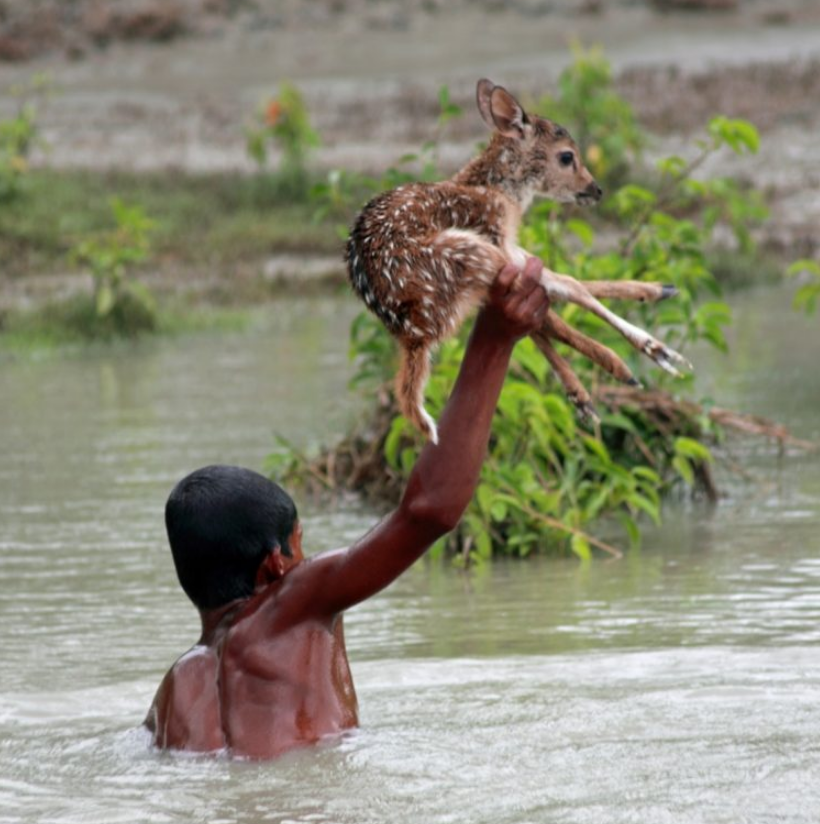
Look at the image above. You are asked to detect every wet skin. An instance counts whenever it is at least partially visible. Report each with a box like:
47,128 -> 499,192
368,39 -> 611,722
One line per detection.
145,257 -> 550,759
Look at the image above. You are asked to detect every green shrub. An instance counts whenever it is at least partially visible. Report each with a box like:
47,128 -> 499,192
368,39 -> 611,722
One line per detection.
271,65 -> 778,561
535,43 -> 645,191
70,199 -> 157,338
0,74 -> 49,203
246,82 -> 321,200
787,259 -> 820,315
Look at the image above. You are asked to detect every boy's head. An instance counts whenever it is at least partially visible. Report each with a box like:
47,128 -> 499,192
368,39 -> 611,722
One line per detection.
165,465 -> 299,611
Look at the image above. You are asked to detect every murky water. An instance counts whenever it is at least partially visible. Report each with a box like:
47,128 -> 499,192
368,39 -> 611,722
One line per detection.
1,286 -> 819,823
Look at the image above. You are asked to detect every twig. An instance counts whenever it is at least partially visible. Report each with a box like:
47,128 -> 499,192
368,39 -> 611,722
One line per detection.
621,144 -> 713,257
596,385 -> 816,451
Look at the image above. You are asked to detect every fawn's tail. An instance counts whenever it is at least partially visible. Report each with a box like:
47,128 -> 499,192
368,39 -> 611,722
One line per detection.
397,342 -> 438,444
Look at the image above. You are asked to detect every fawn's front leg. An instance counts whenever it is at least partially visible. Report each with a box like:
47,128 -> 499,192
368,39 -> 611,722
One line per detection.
530,330 -> 597,421
533,312 -> 641,422
543,310 -> 640,387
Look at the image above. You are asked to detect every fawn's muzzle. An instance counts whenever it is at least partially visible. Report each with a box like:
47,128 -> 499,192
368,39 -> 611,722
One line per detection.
578,181 -> 603,204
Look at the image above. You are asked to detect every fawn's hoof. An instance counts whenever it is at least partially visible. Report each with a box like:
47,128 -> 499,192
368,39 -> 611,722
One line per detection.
569,395 -> 600,423
642,339 -> 693,377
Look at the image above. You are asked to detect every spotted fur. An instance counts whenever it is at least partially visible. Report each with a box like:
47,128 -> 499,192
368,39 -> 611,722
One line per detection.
346,78 -> 685,443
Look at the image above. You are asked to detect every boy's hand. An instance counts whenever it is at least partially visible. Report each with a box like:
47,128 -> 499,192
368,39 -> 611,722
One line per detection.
481,257 -> 550,342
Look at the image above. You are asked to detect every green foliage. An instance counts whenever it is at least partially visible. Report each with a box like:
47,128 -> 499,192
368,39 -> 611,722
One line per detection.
0,295 -> 250,352
535,43 -> 644,189
246,82 -> 321,199
70,199 -> 157,338
379,327 -> 665,561
324,112 -> 767,561
270,52 -> 784,561
0,104 -> 36,201
0,74 -> 50,203
787,259 -> 820,315
310,85 -> 464,235
0,169 -> 339,279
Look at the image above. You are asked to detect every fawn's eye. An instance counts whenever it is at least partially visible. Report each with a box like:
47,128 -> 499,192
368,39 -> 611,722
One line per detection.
558,151 -> 575,168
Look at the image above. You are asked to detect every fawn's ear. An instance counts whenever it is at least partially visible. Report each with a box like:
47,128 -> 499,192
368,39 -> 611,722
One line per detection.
476,79 -> 497,129
476,79 -> 528,139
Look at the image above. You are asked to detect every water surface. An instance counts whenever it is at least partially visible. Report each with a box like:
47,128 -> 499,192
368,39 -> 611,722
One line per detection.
1,287 -> 819,823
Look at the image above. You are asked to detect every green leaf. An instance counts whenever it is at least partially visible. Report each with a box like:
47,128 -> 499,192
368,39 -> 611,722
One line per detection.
794,283 -> 819,314
570,533 -> 591,561
632,466 -> 661,485
708,116 -> 760,154
490,500 -> 508,523
476,483 -> 494,516
630,493 -> 661,525
95,283 -> 115,317
672,455 -> 695,486
566,218 -> 595,247
582,435 -> 611,464
617,511 -> 641,550
384,416 -> 408,469
474,524 -> 493,560
400,447 -> 416,475
786,259 -> 820,278
656,155 -> 687,178
674,436 -> 713,463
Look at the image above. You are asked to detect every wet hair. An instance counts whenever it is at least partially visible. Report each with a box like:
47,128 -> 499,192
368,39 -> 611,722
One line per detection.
164,465 -> 298,610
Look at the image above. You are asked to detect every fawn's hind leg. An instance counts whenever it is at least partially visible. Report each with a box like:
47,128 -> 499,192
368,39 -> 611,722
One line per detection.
583,281 -> 678,303
397,342 -> 439,444
538,268 -> 692,376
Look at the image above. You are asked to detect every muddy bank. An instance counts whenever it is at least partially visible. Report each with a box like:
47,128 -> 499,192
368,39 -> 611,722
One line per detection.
0,0 -> 818,301
3,0 -> 818,165
2,0 -> 815,63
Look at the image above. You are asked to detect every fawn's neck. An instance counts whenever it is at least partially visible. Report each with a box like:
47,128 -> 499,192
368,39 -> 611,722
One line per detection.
451,134 -> 535,213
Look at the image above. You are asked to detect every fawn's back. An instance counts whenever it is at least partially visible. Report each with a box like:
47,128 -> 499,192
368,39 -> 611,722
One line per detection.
346,79 -> 599,350
345,79 -> 603,442
347,181 -> 513,344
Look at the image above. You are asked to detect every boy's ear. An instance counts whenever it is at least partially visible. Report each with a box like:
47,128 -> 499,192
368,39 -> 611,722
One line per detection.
255,544 -> 286,587
476,79 -> 529,139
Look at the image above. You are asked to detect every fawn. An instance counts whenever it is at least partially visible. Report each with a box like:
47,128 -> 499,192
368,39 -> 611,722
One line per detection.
346,79 -> 690,444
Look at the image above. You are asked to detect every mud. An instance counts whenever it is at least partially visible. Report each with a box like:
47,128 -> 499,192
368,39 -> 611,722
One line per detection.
0,0 -> 818,292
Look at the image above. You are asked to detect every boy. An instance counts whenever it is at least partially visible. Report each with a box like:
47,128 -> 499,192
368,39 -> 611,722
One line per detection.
145,257 -> 549,759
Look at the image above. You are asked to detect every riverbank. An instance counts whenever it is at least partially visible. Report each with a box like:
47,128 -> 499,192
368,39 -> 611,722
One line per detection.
1,0 -> 818,311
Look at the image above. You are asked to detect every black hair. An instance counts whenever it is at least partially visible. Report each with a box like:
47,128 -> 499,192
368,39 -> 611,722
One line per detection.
164,465 -> 298,610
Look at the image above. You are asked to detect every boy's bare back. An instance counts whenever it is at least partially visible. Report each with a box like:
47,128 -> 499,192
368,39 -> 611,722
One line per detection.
146,535 -> 359,758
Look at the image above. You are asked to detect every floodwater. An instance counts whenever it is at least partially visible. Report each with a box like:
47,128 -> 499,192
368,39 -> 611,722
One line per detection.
1,286 -> 819,824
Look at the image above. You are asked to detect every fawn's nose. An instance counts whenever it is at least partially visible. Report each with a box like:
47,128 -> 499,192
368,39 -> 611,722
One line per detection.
586,182 -> 603,201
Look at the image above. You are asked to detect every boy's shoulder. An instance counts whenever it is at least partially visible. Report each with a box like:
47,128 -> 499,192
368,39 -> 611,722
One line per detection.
147,645 -> 225,752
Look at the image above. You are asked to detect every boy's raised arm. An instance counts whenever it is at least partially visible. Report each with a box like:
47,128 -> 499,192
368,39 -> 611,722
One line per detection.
293,256 -> 549,615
